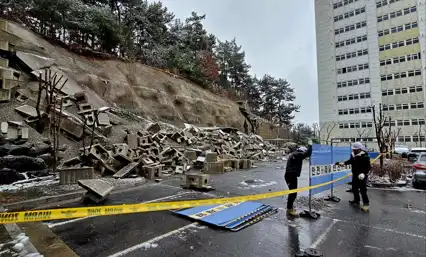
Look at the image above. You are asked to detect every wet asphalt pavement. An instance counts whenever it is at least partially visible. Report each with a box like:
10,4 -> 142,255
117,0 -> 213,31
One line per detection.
43,162 -> 426,257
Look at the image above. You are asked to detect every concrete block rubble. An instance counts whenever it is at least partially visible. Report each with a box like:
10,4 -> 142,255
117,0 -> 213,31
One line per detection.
60,119 -> 280,181
1,88 -> 280,187
0,23 -> 281,188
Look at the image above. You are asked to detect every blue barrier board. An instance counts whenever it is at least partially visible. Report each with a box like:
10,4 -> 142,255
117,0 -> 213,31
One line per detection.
174,201 -> 277,231
225,206 -> 273,229
311,144 -> 332,165
175,205 -> 218,216
332,170 -> 351,187
310,174 -> 332,195
332,146 -> 350,163
219,205 -> 269,226
197,202 -> 264,225
311,144 -> 350,165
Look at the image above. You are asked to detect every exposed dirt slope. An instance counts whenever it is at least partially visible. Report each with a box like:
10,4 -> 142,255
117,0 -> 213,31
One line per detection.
7,21 -> 246,129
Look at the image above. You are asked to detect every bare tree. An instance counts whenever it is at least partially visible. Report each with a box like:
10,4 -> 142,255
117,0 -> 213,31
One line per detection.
418,124 -> 423,147
413,131 -> 419,147
384,127 -> 401,156
371,104 -> 404,167
319,121 -> 337,145
312,122 -> 319,138
34,69 -> 68,172
355,128 -> 372,141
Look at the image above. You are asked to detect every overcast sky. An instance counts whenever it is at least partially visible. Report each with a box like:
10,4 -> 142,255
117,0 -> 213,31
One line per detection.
157,0 -> 318,124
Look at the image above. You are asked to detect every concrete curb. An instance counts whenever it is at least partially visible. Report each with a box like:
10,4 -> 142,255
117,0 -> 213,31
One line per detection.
371,182 -> 407,188
4,180 -> 147,212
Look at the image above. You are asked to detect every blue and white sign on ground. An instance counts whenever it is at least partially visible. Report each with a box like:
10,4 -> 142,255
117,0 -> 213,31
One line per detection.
174,201 -> 278,232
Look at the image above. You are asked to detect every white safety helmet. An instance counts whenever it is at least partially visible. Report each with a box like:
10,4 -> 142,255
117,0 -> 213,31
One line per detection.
352,142 -> 363,150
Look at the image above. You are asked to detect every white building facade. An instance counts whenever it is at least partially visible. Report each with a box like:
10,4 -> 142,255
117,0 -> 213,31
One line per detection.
315,0 -> 426,149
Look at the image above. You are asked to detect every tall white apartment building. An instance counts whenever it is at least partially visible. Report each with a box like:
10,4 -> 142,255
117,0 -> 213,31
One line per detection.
315,0 -> 426,149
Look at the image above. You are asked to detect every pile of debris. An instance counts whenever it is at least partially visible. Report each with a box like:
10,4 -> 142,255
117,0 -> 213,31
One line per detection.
0,45 -> 279,185
58,122 -> 278,182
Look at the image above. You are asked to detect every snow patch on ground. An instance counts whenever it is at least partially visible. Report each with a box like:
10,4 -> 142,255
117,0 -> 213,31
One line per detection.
0,232 -> 42,257
140,242 -> 159,250
239,179 -> 277,189
0,178 -> 57,192
0,176 -> 145,193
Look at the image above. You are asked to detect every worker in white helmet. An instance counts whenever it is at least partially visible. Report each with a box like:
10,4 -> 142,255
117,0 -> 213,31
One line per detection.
336,142 -> 371,212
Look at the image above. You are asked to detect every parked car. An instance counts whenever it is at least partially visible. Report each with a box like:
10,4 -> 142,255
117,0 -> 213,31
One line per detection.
395,145 -> 410,157
407,148 -> 426,162
412,154 -> 426,188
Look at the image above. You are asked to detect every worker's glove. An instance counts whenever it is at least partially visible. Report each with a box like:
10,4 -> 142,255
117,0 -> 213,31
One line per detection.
335,162 -> 343,166
358,173 -> 365,180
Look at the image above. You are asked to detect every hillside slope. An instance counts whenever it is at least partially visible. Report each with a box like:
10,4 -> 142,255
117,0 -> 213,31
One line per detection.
7,20 -> 246,129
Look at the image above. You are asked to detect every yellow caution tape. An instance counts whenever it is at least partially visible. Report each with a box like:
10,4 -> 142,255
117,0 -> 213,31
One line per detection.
0,153 -> 384,225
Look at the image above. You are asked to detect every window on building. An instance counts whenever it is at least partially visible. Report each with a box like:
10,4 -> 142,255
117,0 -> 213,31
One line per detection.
402,103 -> 409,110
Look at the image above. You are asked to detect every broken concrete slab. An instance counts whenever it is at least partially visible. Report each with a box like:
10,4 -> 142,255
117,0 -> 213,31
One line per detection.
1,121 -> 7,134
126,134 -> 138,150
78,179 -> 114,199
60,117 -> 84,139
15,104 -> 41,117
16,51 -> 55,71
61,157 -> 82,167
113,162 -> 139,179
147,123 -> 161,134
97,112 -> 110,126
59,167 -> 94,185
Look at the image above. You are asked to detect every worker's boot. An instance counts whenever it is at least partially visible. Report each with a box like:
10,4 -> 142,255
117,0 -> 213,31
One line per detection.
361,204 -> 370,212
286,209 -> 299,218
349,200 -> 360,207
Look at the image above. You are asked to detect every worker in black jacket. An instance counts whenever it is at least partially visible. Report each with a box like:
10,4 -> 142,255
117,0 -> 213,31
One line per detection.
285,141 -> 312,217
336,142 -> 371,211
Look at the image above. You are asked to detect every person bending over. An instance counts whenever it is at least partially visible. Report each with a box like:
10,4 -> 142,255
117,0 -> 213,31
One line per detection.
285,141 -> 312,217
